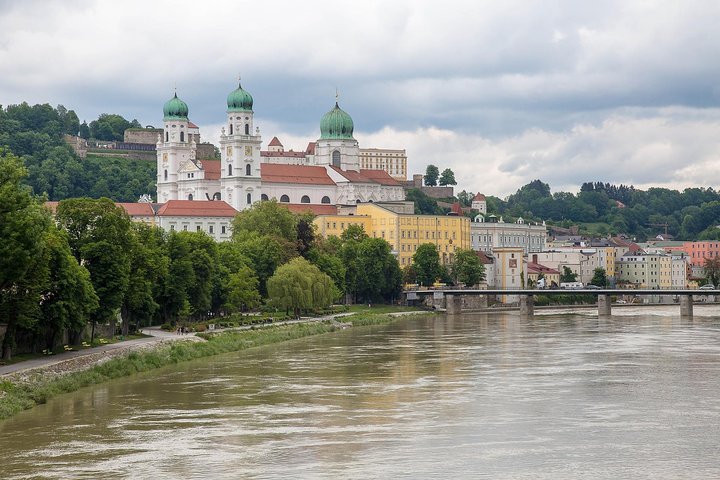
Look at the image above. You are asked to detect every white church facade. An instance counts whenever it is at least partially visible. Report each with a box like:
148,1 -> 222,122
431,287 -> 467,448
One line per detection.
156,82 -> 404,211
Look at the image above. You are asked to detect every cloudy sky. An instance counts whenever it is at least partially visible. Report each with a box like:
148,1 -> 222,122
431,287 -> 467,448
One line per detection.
2,0 -> 720,198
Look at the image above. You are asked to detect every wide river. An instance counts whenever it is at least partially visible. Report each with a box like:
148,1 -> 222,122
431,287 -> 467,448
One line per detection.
2,307 -> 720,479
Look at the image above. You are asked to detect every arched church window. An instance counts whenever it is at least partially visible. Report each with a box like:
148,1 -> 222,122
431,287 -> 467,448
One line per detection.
247,193 -> 252,205
228,164 -> 233,176
301,195 -> 310,204
229,124 -> 233,135
321,196 -> 331,204
246,164 -> 251,176
165,132 -> 169,142
180,131 -> 184,142
280,195 -> 290,203
188,194 -> 193,201
332,150 -> 341,167
164,169 -> 168,181
245,124 -> 250,135
261,194 -> 269,201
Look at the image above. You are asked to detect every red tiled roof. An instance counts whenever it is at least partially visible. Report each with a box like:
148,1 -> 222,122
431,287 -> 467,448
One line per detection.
305,142 -> 316,155
117,203 -> 155,216
281,203 -> 338,216
261,151 -> 306,158
527,262 -> 560,274
44,201 -> 59,213
200,160 -> 221,180
261,163 -> 335,185
156,200 -> 238,217
268,136 -> 283,147
188,121 -> 199,129
473,193 -> 486,201
359,169 -> 401,186
450,202 -> 463,215
474,251 -> 494,265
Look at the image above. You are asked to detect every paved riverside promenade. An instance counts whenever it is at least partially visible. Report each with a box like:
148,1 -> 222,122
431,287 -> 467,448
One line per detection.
0,327 -> 198,377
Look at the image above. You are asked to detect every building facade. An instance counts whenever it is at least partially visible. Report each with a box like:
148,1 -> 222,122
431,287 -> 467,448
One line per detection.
470,214 -> 546,255
314,203 -> 471,267
359,148 -> 407,180
156,82 -> 404,212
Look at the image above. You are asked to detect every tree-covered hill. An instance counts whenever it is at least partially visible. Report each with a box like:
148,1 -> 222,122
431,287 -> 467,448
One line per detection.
483,179 -> 720,241
0,103 -> 155,201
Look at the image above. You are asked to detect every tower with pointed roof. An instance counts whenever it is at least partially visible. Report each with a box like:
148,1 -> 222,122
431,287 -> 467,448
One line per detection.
314,98 -> 360,172
219,80 -> 262,210
157,92 -> 194,202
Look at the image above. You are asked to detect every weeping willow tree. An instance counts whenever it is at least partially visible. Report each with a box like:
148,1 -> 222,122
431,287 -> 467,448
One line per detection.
267,257 -> 338,317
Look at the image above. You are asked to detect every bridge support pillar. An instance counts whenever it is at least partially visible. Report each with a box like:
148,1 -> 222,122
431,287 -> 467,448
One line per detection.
446,294 -> 462,315
597,294 -> 612,317
680,295 -> 693,319
519,294 -> 534,316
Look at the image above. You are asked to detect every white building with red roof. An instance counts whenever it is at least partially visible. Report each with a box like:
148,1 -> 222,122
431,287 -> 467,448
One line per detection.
156,81 -> 404,212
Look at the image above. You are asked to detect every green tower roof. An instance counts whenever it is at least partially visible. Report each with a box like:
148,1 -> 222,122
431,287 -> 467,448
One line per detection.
163,93 -> 189,121
227,81 -> 254,112
320,102 -> 354,140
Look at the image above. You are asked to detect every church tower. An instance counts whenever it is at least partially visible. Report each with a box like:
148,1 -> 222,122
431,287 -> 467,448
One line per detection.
157,92 -> 194,202
314,99 -> 359,171
220,80 -> 262,210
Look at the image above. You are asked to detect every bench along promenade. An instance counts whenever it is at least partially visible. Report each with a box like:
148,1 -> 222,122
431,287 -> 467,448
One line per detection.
405,288 -> 720,318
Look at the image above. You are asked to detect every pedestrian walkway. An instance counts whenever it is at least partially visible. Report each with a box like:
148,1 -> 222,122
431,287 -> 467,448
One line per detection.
0,327 -> 195,377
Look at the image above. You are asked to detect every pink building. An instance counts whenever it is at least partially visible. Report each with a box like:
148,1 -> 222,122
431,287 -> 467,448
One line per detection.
682,241 -> 720,266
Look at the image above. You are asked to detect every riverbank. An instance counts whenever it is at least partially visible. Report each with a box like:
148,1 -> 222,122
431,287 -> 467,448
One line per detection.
0,311 -> 432,421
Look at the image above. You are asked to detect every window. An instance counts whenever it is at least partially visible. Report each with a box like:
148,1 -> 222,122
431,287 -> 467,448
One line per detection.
246,164 -> 251,176
247,193 -> 252,205
301,195 -> 310,203
221,226 -> 226,234
170,225 -> 175,231
180,131 -> 184,142
188,194 -> 193,201
280,194 -> 290,203
164,169 -> 168,181
183,225 -> 188,231
196,225 -> 201,232
209,225 -> 214,234
165,132 -> 168,142
228,164 -> 233,176
321,196 -> 331,204
245,124 -> 250,135
229,124 -> 233,135
332,150 -> 341,167
261,194 -> 269,201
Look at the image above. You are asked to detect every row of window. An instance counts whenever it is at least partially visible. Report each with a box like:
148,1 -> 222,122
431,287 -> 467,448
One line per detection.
169,224 -> 228,235
279,195 -> 331,204
227,164 -> 253,176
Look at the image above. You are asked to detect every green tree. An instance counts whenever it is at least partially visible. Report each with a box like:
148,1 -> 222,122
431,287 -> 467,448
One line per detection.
405,188 -> 443,215
79,121 -> 90,139
451,249 -> 485,286
413,243 -> 442,287
37,225 -> 99,349
214,241 -> 260,313
590,267 -> 608,287
121,223 -> 169,334
267,257 -> 337,317
704,257 -> 720,287
424,164 -> 439,186
560,266 -> 578,283
232,198 -> 298,243
356,237 -> 402,303
0,152 -> 52,359
439,168 -> 457,186
56,198 -> 133,341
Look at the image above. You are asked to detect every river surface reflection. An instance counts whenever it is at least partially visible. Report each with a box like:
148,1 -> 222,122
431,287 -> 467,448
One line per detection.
2,307 -> 720,479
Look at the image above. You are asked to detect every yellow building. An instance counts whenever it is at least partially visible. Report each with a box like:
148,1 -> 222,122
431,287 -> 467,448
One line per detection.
314,203 -> 471,267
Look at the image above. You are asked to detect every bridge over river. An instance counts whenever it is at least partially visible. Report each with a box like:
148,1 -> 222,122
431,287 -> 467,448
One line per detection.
405,288 -> 719,318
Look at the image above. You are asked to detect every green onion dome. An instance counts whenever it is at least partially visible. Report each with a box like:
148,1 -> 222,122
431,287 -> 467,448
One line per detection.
320,102 -> 354,140
227,81 -> 254,112
163,93 -> 189,121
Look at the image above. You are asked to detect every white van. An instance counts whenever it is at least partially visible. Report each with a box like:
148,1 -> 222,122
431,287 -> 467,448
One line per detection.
560,282 -> 584,290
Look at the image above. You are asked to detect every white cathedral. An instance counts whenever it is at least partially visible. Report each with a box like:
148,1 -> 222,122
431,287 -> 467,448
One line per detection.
156,81 -> 404,212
